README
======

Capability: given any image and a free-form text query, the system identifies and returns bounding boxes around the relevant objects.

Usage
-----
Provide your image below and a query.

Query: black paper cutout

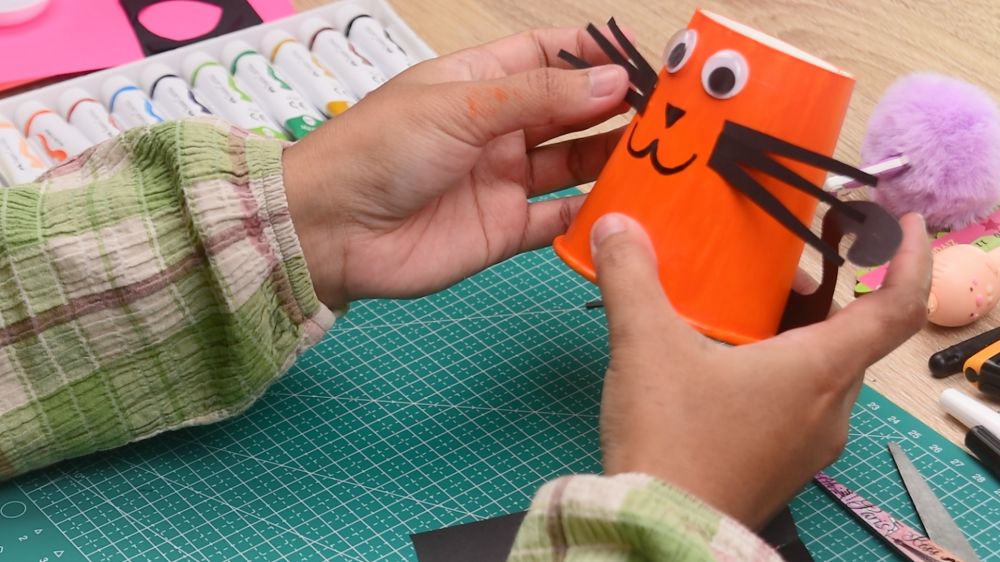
[718,122,877,193]
[411,512,525,562]
[779,201,901,331]
[709,121,881,267]
[557,18,657,113]
[410,507,813,561]
[559,46,647,111]
[120,0,262,56]
[835,200,902,266]
[762,507,817,562]
[606,19,657,96]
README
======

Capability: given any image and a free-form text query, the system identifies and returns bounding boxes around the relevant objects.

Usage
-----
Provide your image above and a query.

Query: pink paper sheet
[0,0,294,84]
[0,0,143,83]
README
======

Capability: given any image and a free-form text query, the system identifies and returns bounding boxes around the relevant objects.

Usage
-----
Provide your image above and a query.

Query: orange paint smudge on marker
[19,139,44,168]
[38,135,67,162]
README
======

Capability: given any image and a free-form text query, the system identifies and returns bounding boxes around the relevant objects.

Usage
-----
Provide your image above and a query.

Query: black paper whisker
[558,50,591,70]
[708,120,897,267]
[736,146,864,223]
[723,122,877,186]
[606,18,657,96]
[557,49,648,110]
[709,155,845,265]
[557,18,658,113]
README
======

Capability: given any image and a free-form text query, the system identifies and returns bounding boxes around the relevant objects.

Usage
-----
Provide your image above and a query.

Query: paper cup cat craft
[555,11,902,344]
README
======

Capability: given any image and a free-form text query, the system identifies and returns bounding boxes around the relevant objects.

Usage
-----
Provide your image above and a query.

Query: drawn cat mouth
[626,124,697,175]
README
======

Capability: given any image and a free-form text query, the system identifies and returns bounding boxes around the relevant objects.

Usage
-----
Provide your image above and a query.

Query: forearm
[508,474,782,562]
[0,119,336,480]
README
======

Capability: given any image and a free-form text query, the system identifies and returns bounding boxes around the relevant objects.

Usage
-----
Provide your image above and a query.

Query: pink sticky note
[0,0,295,84]
[0,0,144,83]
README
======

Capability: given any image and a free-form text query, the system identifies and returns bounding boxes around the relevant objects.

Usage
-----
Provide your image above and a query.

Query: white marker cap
[941,388,1000,436]
[182,51,221,84]
[330,2,368,34]
[221,39,259,70]
[57,87,98,117]
[101,75,139,107]
[140,62,180,94]
[14,100,52,133]
[260,29,298,62]
[298,16,335,45]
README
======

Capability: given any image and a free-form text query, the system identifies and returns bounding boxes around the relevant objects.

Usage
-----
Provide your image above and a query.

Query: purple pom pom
[861,73,1000,230]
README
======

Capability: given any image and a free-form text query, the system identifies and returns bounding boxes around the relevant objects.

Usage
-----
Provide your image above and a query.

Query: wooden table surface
[297,0,1000,446]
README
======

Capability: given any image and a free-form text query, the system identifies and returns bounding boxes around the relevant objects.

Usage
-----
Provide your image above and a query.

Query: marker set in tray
[0,0,436,187]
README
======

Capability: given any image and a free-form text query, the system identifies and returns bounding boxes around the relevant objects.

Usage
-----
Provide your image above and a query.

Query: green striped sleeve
[0,118,336,480]
[508,474,783,561]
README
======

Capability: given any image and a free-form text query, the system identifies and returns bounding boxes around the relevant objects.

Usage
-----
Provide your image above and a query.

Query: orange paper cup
[554,10,855,344]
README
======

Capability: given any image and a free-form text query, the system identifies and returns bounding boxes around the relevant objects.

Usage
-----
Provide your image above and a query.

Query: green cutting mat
[0,244,997,561]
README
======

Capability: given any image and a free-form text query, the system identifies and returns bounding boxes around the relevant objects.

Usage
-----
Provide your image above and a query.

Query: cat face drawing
[554,11,902,343]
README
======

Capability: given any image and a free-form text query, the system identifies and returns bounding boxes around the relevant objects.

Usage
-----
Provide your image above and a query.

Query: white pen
[182,51,287,141]
[15,101,93,165]
[102,76,166,130]
[0,111,46,186]
[299,16,386,99]
[940,388,1000,437]
[140,62,213,120]
[260,29,355,118]
[221,40,324,140]
[330,4,413,77]
[58,87,120,144]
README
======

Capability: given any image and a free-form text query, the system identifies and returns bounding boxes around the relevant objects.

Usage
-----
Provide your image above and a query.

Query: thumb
[440,64,629,145]
[592,214,690,343]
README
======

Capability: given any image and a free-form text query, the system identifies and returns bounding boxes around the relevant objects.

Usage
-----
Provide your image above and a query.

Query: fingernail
[591,213,629,253]
[589,65,625,98]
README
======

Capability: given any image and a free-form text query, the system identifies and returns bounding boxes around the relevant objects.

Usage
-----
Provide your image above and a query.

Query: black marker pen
[928,325,1000,377]
[966,425,1000,480]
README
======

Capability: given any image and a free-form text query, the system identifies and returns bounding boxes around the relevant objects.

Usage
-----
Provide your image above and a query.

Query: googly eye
[701,50,749,99]
[662,29,697,73]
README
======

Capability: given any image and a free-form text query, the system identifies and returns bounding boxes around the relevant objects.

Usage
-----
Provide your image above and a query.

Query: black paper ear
[120,0,263,56]
[558,18,658,113]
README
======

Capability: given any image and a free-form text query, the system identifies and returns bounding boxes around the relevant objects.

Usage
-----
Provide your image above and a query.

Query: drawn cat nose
[665,104,686,128]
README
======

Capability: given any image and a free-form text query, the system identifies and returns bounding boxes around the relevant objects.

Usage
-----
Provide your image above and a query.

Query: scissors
[815,442,981,562]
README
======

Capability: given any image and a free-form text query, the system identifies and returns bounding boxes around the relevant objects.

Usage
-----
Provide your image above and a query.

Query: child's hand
[283,28,631,307]
[590,212,931,529]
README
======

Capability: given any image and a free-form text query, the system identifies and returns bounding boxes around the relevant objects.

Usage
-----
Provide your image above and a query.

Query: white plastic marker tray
[0,0,436,159]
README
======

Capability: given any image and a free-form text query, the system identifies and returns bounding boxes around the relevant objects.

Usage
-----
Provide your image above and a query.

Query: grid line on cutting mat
[2,245,997,562]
